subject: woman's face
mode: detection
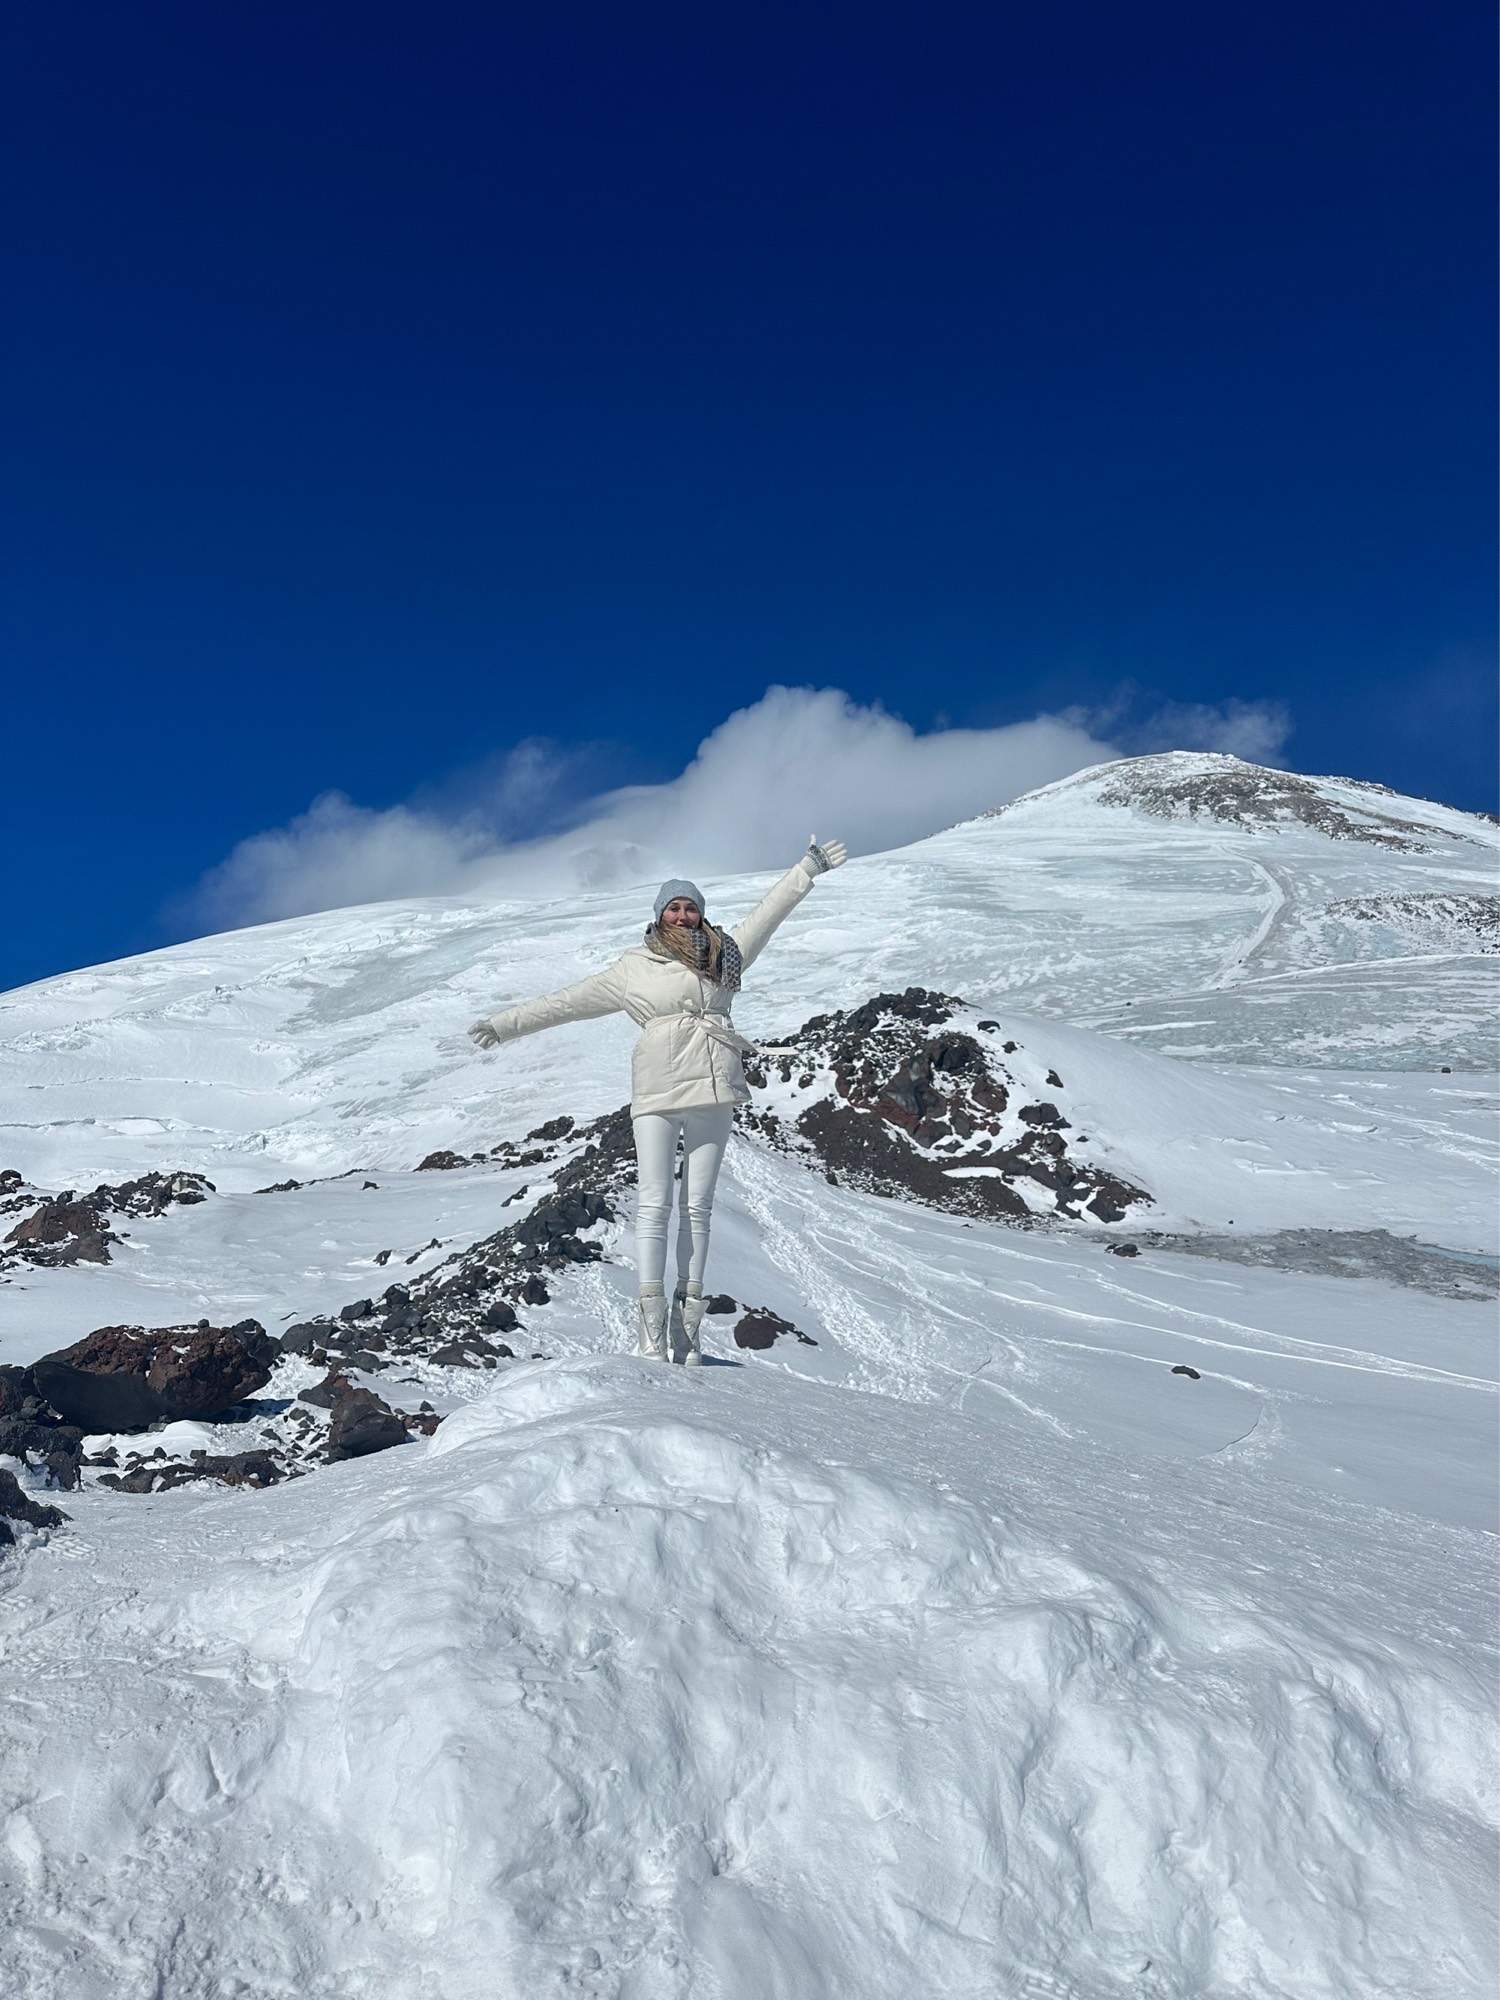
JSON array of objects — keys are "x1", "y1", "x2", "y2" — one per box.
[{"x1": 661, "y1": 898, "x2": 701, "y2": 929}]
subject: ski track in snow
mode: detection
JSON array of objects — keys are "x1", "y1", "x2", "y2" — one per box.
[{"x1": 0, "y1": 756, "x2": 1496, "y2": 1997}]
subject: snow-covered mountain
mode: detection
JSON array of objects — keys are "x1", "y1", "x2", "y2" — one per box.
[{"x1": 1, "y1": 753, "x2": 1496, "y2": 2000}]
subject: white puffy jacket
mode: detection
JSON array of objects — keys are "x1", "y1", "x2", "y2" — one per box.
[{"x1": 478, "y1": 865, "x2": 815, "y2": 1117}]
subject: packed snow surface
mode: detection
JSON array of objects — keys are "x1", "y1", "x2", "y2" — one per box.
[{"x1": 1, "y1": 754, "x2": 1496, "y2": 1997}]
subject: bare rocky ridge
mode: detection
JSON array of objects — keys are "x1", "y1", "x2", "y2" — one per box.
[
  {"x1": 742, "y1": 988, "x2": 1148, "y2": 1225},
  {"x1": 991, "y1": 751, "x2": 1485, "y2": 851}
]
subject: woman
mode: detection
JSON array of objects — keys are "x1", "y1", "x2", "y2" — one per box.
[{"x1": 468, "y1": 836, "x2": 848, "y2": 1363}]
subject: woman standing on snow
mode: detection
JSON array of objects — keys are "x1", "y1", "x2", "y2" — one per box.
[{"x1": 468, "y1": 837, "x2": 847, "y2": 1365}]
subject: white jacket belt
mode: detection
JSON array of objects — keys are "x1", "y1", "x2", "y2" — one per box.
[{"x1": 481, "y1": 865, "x2": 814, "y2": 1116}]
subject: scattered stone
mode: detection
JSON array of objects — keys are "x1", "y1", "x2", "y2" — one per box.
[
  {"x1": 1171, "y1": 1365, "x2": 1202, "y2": 1380},
  {"x1": 734, "y1": 1308, "x2": 801, "y2": 1350},
  {"x1": 340, "y1": 1299, "x2": 374, "y2": 1323},
  {"x1": 417, "y1": 1150, "x2": 471, "y2": 1171},
  {"x1": 255, "y1": 1179, "x2": 302, "y2": 1194},
  {"x1": 362, "y1": 1180, "x2": 379, "y2": 1190},
  {"x1": 31, "y1": 1322, "x2": 276, "y2": 1431},
  {"x1": 482, "y1": 1301, "x2": 519, "y2": 1331},
  {"x1": 374, "y1": 1248, "x2": 392, "y2": 1265},
  {"x1": 520, "y1": 1275, "x2": 550, "y2": 1305},
  {"x1": 1106, "y1": 1243, "x2": 1140, "y2": 1258},
  {"x1": 704, "y1": 1294, "x2": 737, "y2": 1315},
  {"x1": 98, "y1": 1449, "x2": 283, "y2": 1494}
]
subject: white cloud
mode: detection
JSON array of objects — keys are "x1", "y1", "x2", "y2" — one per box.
[
  {"x1": 1068, "y1": 686, "x2": 1294, "y2": 765},
  {"x1": 184, "y1": 681, "x2": 1296, "y2": 932}
]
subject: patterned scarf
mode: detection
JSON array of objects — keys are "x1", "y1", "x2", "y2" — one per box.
[{"x1": 645, "y1": 917, "x2": 743, "y2": 993}]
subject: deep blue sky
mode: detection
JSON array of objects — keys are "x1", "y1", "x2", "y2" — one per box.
[{"x1": 5, "y1": 1, "x2": 1494, "y2": 988}]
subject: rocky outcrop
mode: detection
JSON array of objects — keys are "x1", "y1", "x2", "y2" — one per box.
[
  {"x1": 3, "y1": 1198, "x2": 112, "y2": 1266},
  {"x1": 1084, "y1": 754, "x2": 1449, "y2": 850},
  {"x1": 30, "y1": 1320, "x2": 276, "y2": 1431},
  {"x1": 1, "y1": 1169, "x2": 215, "y2": 1270},
  {"x1": 742, "y1": 990, "x2": 1148, "y2": 1226}
]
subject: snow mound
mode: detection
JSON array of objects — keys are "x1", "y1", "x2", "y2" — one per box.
[{"x1": 6, "y1": 1358, "x2": 1489, "y2": 2000}]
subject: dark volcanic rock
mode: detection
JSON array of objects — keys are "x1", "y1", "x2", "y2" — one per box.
[
  {"x1": 338, "y1": 1107, "x2": 636, "y2": 1369},
  {"x1": 0, "y1": 1468, "x2": 68, "y2": 1529},
  {"x1": 732, "y1": 1307, "x2": 815, "y2": 1350},
  {"x1": 526, "y1": 1116, "x2": 575, "y2": 1142},
  {"x1": 299, "y1": 1369, "x2": 353, "y2": 1409},
  {"x1": 31, "y1": 1321, "x2": 276, "y2": 1431},
  {"x1": 278, "y1": 1321, "x2": 332, "y2": 1356},
  {"x1": 0, "y1": 1421, "x2": 85, "y2": 1487},
  {"x1": 1, "y1": 1170, "x2": 216, "y2": 1272},
  {"x1": 704, "y1": 1294, "x2": 737, "y2": 1315},
  {"x1": 326, "y1": 1387, "x2": 408, "y2": 1461},
  {"x1": 417, "y1": 1150, "x2": 473, "y2": 1171},
  {"x1": 99, "y1": 1449, "x2": 284, "y2": 1494},
  {"x1": 741, "y1": 989, "x2": 1148, "y2": 1228},
  {"x1": 90, "y1": 1170, "x2": 215, "y2": 1217},
  {"x1": 0, "y1": 1365, "x2": 36, "y2": 1419},
  {"x1": 4, "y1": 1199, "x2": 113, "y2": 1266}
]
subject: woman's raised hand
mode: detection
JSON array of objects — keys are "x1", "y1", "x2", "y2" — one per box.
[
  {"x1": 799, "y1": 835, "x2": 848, "y2": 877},
  {"x1": 468, "y1": 1018, "x2": 502, "y2": 1049}
]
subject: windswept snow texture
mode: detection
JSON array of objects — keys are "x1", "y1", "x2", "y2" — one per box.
[{"x1": 0, "y1": 753, "x2": 1496, "y2": 1999}]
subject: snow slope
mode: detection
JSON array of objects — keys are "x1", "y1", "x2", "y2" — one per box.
[{"x1": 1, "y1": 754, "x2": 1496, "y2": 1998}]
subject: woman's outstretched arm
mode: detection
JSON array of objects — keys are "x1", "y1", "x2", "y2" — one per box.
[
  {"x1": 730, "y1": 836, "x2": 847, "y2": 969},
  {"x1": 469, "y1": 960, "x2": 628, "y2": 1049}
]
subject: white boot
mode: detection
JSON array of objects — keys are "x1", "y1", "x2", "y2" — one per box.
[
  {"x1": 636, "y1": 1287, "x2": 668, "y2": 1361},
  {"x1": 670, "y1": 1282, "x2": 688, "y2": 1362},
  {"x1": 679, "y1": 1282, "x2": 706, "y2": 1367}
]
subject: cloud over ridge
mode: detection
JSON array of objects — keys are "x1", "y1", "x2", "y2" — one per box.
[{"x1": 185, "y1": 684, "x2": 1291, "y2": 933}]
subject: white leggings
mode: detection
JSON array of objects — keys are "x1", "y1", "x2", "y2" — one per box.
[{"x1": 633, "y1": 1104, "x2": 735, "y2": 1292}]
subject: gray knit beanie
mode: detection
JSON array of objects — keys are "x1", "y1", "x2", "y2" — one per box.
[{"x1": 653, "y1": 878, "x2": 705, "y2": 921}]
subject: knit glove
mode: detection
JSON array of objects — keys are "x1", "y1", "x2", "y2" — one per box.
[
  {"x1": 798, "y1": 834, "x2": 847, "y2": 878},
  {"x1": 468, "y1": 1018, "x2": 502, "y2": 1049}
]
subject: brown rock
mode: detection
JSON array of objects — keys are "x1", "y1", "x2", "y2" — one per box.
[
  {"x1": 326, "y1": 1387, "x2": 408, "y2": 1461},
  {"x1": 5, "y1": 1199, "x2": 104, "y2": 1247},
  {"x1": 31, "y1": 1321, "x2": 275, "y2": 1431}
]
